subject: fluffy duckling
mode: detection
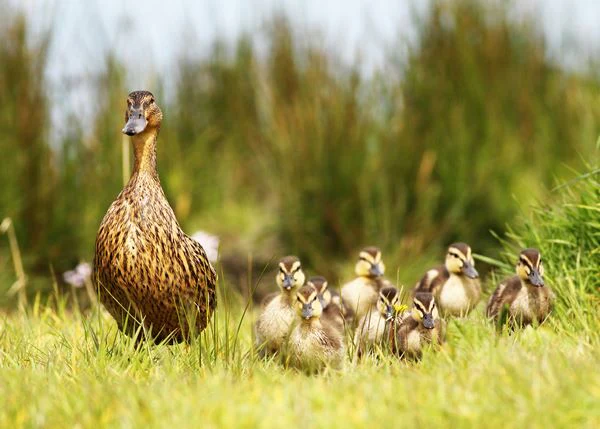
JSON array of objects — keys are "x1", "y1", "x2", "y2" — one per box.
[
  {"x1": 486, "y1": 248, "x2": 555, "y2": 326},
  {"x1": 94, "y1": 91, "x2": 217, "y2": 343},
  {"x1": 341, "y1": 247, "x2": 392, "y2": 322},
  {"x1": 255, "y1": 256, "x2": 306, "y2": 356},
  {"x1": 353, "y1": 287, "x2": 400, "y2": 357},
  {"x1": 307, "y1": 276, "x2": 345, "y2": 334},
  {"x1": 413, "y1": 242, "x2": 480, "y2": 317},
  {"x1": 391, "y1": 292, "x2": 446, "y2": 359},
  {"x1": 287, "y1": 285, "x2": 345, "y2": 372}
]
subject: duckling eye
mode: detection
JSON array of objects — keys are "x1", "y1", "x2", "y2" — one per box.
[{"x1": 149, "y1": 97, "x2": 155, "y2": 104}]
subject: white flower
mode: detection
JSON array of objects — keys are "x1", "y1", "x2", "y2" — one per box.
[
  {"x1": 63, "y1": 262, "x2": 92, "y2": 288},
  {"x1": 191, "y1": 230, "x2": 220, "y2": 263}
]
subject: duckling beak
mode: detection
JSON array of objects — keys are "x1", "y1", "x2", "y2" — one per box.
[
  {"x1": 423, "y1": 314, "x2": 435, "y2": 329},
  {"x1": 122, "y1": 108, "x2": 147, "y2": 136},
  {"x1": 369, "y1": 264, "x2": 382, "y2": 277},
  {"x1": 301, "y1": 304, "x2": 313, "y2": 320},
  {"x1": 528, "y1": 268, "x2": 544, "y2": 287},
  {"x1": 461, "y1": 261, "x2": 479, "y2": 279},
  {"x1": 385, "y1": 305, "x2": 394, "y2": 321},
  {"x1": 282, "y1": 275, "x2": 294, "y2": 290}
]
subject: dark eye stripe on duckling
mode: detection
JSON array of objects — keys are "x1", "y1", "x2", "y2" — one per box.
[
  {"x1": 297, "y1": 285, "x2": 317, "y2": 302},
  {"x1": 448, "y1": 242, "x2": 471, "y2": 259},
  {"x1": 279, "y1": 256, "x2": 301, "y2": 271},
  {"x1": 308, "y1": 276, "x2": 328, "y2": 293},
  {"x1": 520, "y1": 248, "x2": 541, "y2": 268},
  {"x1": 359, "y1": 247, "x2": 381, "y2": 263},
  {"x1": 379, "y1": 287, "x2": 398, "y2": 303},
  {"x1": 414, "y1": 293, "x2": 435, "y2": 313}
]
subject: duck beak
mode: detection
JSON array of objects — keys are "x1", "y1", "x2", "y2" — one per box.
[
  {"x1": 122, "y1": 107, "x2": 147, "y2": 136},
  {"x1": 528, "y1": 268, "x2": 544, "y2": 287},
  {"x1": 461, "y1": 261, "x2": 479, "y2": 279},
  {"x1": 301, "y1": 304, "x2": 313, "y2": 320},
  {"x1": 385, "y1": 305, "x2": 394, "y2": 321},
  {"x1": 423, "y1": 314, "x2": 435, "y2": 329},
  {"x1": 369, "y1": 264, "x2": 382, "y2": 277},
  {"x1": 282, "y1": 275, "x2": 294, "y2": 290}
]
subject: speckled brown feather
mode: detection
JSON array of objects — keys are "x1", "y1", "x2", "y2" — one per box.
[
  {"x1": 93, "y1": 91, "x2": 217, "y2": 343},
  {"x1": 486, "y1": 275, "x2": 554, "y2": 325},
  {"x1": 389, "y1": 316, "x2": 445, "y2": 359},
  {"x1": 486, "y1": 276, "x2": 522, "y2": 319},
  {"x1": 414, "y1": 265, "x2": 449, "y2": 295}
]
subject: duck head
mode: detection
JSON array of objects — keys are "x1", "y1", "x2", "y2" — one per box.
[
  {"x1": 307, "y1": 276, "x2": 331, "y2": 310},
  {"x1": 296, "y1": 285, "x2": 323, "y2": 321},
  {"x1": 376, "y1": 286, "x2": 400, "y2": 321},
  {"x1": 445, "y1": 242, "x2": 479, "y2": 279},
  {"x1": 355, "y1": 246, "x2": 385, "y2": 278},
  {"x1": 122, "y1": 90, "x2": 163, "y2": 136},
  {"x1": 516, "y1": 248, "x2": 545, "y2": 287},
  {"x1": 276, "y1": 256, "x2": 305, "y2": 294},
  {"x1": 412, "y1": 292, "x2": 439, "y2": 330}
]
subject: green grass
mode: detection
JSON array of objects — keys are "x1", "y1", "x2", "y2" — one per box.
[
  {"x1": 3, "y1": 165, "x2": 599, "y2": 428},
  {"x1": 1, "y1": 289, "x2": 599, "y2": 428}
]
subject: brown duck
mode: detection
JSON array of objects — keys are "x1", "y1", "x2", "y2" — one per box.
[
  {"x1": 486, "y1": 248, "x2": 554, "y2": 326},
  {"x1": 390, "y1": 292, "x2": 446, "y2": 360},
  {"x1": 93, "y1": 90, "x2": 217, "y2": 343},
  {"x1": 413, "y1": 242, "x2": 481, "y2": 317}
]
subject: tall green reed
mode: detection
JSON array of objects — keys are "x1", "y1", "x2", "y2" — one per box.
[{"x1": 1, "y1": 1, "x2": 600, "y2": 303}]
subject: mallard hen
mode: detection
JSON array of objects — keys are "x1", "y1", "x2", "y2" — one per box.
[{"x1": 93, "y1": 90, "x2": 217, "y2": 344}]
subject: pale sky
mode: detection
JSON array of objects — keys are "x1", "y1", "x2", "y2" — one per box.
[{"x1": 10, "y1": 0, "x2": 600, "y2": 137}]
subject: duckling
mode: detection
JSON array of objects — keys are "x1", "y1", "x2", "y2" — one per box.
[
  {"x1": 307, "y1": 276, "x2": 345, "y2": 334},
  {"x1": 341, "y1": 247, "x2": 393, "y2": 321},
  {"x1": 287, "y1": 285, "x2": 345, "y2": 372},
  {"x1": 353, "y1": 287, "x2": 400, "y2": 357},
  {"x1": 255, "y1": 256, "x2": 306, "y2": 356},
  {"x1": 486, "y1": 248, "x2": 555, "y2": 326},
  {"x1": 93, "y1": 91, "x2": 217, "y2": 344},
  {"x1": 390, "y1": 292, "x2": 446, "y2": 359},
  {"x1": 413, "y1": 242, "x2": 480, "y2": 317}
]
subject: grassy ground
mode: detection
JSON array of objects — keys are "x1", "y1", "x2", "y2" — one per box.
[
  {"x1": 1, "y1": 166, "x2": 599, "y2": 428},
  {"x1": 1, "y1": 277, "x2": 599, "y2": 428}
]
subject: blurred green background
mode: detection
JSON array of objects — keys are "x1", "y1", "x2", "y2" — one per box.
[{"x1": 0, "y1": 0, "x2": 599, "y2": 307}]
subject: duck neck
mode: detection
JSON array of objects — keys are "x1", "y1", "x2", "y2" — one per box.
[{"x1": 131, "y1": 128, "x2": 159, "y2": 179}]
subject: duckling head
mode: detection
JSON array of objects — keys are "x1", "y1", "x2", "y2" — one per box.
[
  {"x1": 412, "y1": 292, "x2": 438, "y2": 330},
  {"x1": 296, "y1": 285, "x2": 323, "y2": 321},
  {"x1": 355, "y1": 246, "x2": 385, "y2": 278},
  {"x1": 276, "y1": 256, "x2": 305, "y2": 294},
  {"x1": 376, "y1": 287, "x2": 400, "y2": 321},
  {"x1": 307, "y1": 276, "x2": 331, "y2": 309},
  {"x1": 516, "y1": 248, "x2": 544, "y2": 287},
  {"x1": 122, "y1": 90, "x2": 163, "y2": 136},
  {"x1": 445, "y1": 242, "x2": 478, "y2": 279}
]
